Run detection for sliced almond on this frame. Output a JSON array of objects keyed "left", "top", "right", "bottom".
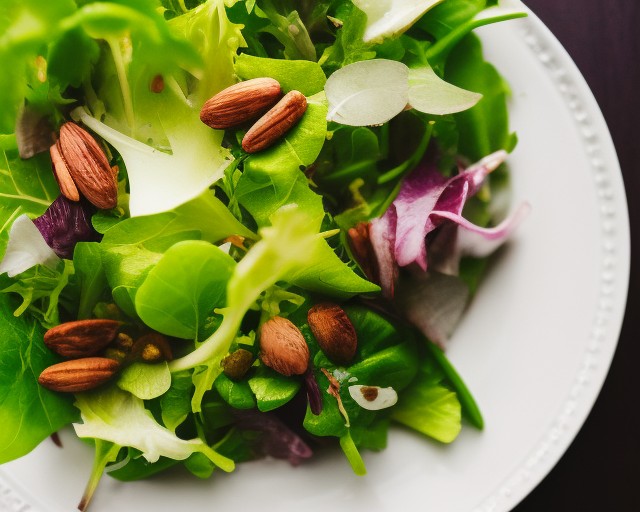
[
  {"left": 242, "top": 90, "right": 307, "bottom": 153},
  {"left": 200, "top": 77, "right": 282, "bottom": 130}
]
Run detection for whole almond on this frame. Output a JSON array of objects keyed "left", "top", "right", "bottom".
[
  {"left": 38, "top": 357, "right": 120, "bottom": 393},
  {"left": 200, "top": 77, "right": 282, "bottom": 130},
  {"left": 57, "top": 122, "right": 117, "bottom": 210},
  {"left": 44, "top": 319, "right": 121, "bottom": 359},
  {"left": 242, "top": 90, "right": 307, "bottom": 153},
  {"left": 259, "top": 316, "right": 309, "bottom": 376},
  {"left": 50, "top": 142, "right": 80, "bottom": 201},
  {"left": 307, "top": 303, "right": 357, "bottom": 365}
]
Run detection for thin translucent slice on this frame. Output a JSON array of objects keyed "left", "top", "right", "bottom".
[
  {"left": 325, "top": 59, "right": 409, "bottom": 126},
  {"left": 408, "top": 67, "right": 482, "bottom": 116},
  {"left": 352, "top": 0, "right": 445, "bottom": 42}
]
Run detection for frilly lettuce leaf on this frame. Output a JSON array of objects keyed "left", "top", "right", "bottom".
[
  {"left": 73, "top": 386, "right": 234, "bottom": 470},
  {"left": 73, "top": 0, "right": 245, "bottom": 217}
]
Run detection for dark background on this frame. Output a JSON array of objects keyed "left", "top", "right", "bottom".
[{"left": 513, "top": 1, "right": 639, "bottom": 511}]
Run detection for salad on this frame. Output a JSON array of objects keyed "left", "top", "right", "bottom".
[{"left": 0, "top": 0, "right": 530, "bottom": 509}]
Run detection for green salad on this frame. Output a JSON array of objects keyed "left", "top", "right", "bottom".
[{"left": 0, "top": 0, "right": 530, "bottom": 509}]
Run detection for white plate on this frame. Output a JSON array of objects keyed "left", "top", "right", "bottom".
[{"left": 0, "top": 9, "right": 629, "bottom": 512}]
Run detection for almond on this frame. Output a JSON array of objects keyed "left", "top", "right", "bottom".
[
  {"left": 200, "top": 77, "right": 282, "bottom": 130},
  {"left": 307, "top": 303, "right": 357, "bottom": 366},
  {"left": 259, "top": 316, "right": 309, "bottom": 376},
  {"left": 50, "top": 142, "right": 80, "bottom": 202},
  {"left": 38, "top": 357, "right": 120, "bottom": 393},
  {"left": 44, "top": 319, "right": 121, "bottom": 359},
  {"left": 242, "top": 90, "right": 307, "bottom": 153},
  {"left": 57, "top": 122, "right": 118, "bottom": 209}
]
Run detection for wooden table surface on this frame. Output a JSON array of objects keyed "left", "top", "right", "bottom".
[{"left": 512, "top": 1, "right": 639, "bottom": 510}]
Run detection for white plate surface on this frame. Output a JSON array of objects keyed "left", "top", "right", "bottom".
[{"left": 0, "top": 9, "right": 629, "bottom": 512}]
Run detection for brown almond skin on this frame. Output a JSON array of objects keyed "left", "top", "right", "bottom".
[
  {"left": 44, "top": 319, "right": 121, "bottom": 359},
  {"left": 50, "top": 142, "right": 80, "bottom": 201},
  {"left": 200, "top": 77, "right": 282, "bottom": 130},
  {"left": 307, "top": 303, "right": 357, "bottom": 365},
  {"left": 58, "top": 122, "right": 118, "bottom": 210},
  {"left": 242, "top": 90, "right": 307, "bottom": 153},
  {"left": 259, "top": 316, "right": 309, "bottom": 376},
  {"left": 38, "top": 357, "right": 120, "bottom": 393}
]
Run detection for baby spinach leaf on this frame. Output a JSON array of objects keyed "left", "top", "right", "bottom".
[
  {"left": 135, "top": 241, "right": 235, "bottom": 340},
  {"left": 160, "top": 371, "right": 194, "bottom": 433},
  {"left": 248, "top": 365, "right": 300, "bottom": 412},
  {"left": 101, "top": 244, "right": 162, "bottom": 319},
  {"left": 73, "top": 242, "right": 108, "bottom": 320},
  {"left": 214, "top": 374, "right": 256, "bottom": 410},
  {"left": 391, "top": 357, "right": 462, "bottom": 443},
  {"left": 0, "top": 294, "right": 78, "bottom": 463}
]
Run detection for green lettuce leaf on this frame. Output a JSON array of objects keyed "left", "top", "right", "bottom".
[{"left": 0, "top": 293, "right": 78, "bottom": 463}]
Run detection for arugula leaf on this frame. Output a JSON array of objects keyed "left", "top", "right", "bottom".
[{"left": 0, "top": 293, "right": 78, "bottom": 463}]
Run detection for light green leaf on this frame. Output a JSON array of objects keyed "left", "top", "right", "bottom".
[
  {"left": 0, "top": 294, "right": 78, "bottom": 463},
  {"left": 237, "top": 99, "right": 328, "bottom": 229},
  {"left": 325, "top": 59, "right": 408, "bottom": 126},
  {"left": 248, "top": 366, "right": 300, "bottom": 412},
  {"left": 74, "top": 386, "right": 234, "bottom": 471},
  {"left": 135, "top": 241, "right": 235, "bottom": 340},
  {"left": 235, "top": 54, "right": 326, "bottom": 96},
  {"left": 352, "top": 0, "right": 445, "bottom": 42},
  {"left": 408, "top": 66, "right": 482, "bottom": 115},
  {"left": 117, "top": 362, "right": 172, "bottom": 400}
]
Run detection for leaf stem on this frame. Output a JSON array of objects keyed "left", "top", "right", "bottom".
[{"left": 107, "top": 37, "right": 135, "bottom": 135}]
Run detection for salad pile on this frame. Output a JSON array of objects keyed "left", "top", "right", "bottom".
[{"left": 0, "top": 0, "right": 530, "bottom": 509}]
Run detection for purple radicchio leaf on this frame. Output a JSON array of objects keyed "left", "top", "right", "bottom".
[
  {"left": 370, "top": 150, "right": 530, "bottom": 297},
  {"left": 233, "top": 409, "right": 313, "bottom": 466},
  {"left": 33, "top": 196, "right": 100, "bottom": 259}
]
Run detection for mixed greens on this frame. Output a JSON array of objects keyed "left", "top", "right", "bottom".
[{"left": 0, "top": 0, "right": 530, "bottom": 509}]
